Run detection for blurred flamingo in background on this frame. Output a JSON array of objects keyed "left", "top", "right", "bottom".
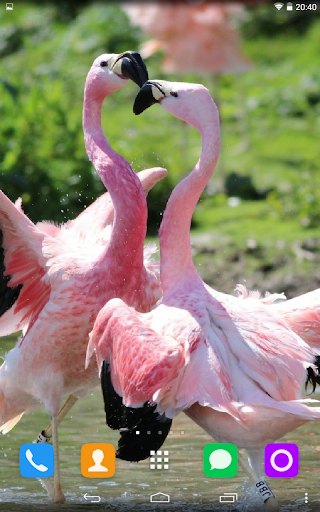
[
  {"left": 0, "top": 51, "right": 167, "bottom": 503},
  {"left": 87, "top": 80, "right": 320, "bottom": 512},
  {"left": 123, "top": 1, "right": 256, "bottom": 74}
]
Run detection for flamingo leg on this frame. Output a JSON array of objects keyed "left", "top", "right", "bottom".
[
  {"left": 241, "top": 449, "right": 279, "bottom": 512},
  {"left": 34, "top": 395, "right": 77, "bottom": 500},
  {"left": 37, "top": 469, "right": 54, "bottom": 500},
  {"left": 42, "top": 395, "right": 78, "bottom": 440},
  {"left": 51, "top": 412, "right": 65, "bottom": 503}
]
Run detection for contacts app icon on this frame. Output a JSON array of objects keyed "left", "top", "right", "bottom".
[{"left": 81, "top": 443, "right": 115, "bottom": 478}]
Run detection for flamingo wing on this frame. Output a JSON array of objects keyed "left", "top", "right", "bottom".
[
  {"left": 234, "top": 283, "right": 320, "bottom": 392},
  {"left": 101, "top": 360, "right": 172, "bottom": 462},
  {"left": 87, "top": 296, "right": 177, "bottom": 462},
  {"left": 208, "top": 293, "right": 314, "bottom": 402},
  {"left": 0, "top": 230, "right": 22, "bottom": 318},
  {"left": 0, "top": 190, "right": 58, "bottom": 336},
  {"left": 235, "top": 283, "right": 320, "bottom": 349},
  {"left": 270, "top": 290, "right": 320, "bottom": 391},
  {"left": 271, "top": 289, "right": 320, "bottom": 349},
  {"left": 87, "top": 297, "right": 185, "bottom": 409}
]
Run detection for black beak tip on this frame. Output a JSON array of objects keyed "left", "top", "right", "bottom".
[
  {"left": 133, "top": 83, "right": 158, "bottom": 115},
  {"left": 120, "top": 51, "right": 149, "bottom": 87}
]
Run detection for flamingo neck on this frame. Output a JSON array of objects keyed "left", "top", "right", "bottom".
[
  {"left": 159, "top": 100, "right": 220, "bottom": 294},
  {"left": 82, "top": 85, "right": 147, "bottom": 270}
]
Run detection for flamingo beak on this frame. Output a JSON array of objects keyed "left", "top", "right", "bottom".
[
  {"left": 111, "top": 51, "right": 149, "bottom": 87},
  {"left": 133, "top": 81, "right": 162, "bottom": 115}
]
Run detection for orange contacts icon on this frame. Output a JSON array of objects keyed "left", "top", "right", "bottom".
[{"left": 81, "top": 443, "right": 115, "bottom": 478}]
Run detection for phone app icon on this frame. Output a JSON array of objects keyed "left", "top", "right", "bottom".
[
  {"left": 81, "top": 443, "right": 115, "bottom": 478},
  {"left": 20, "top": 443, "right": 54, "bottom": 478},
  {"left": 203, "top": 443, "right": 238, "bottom": 478},
  {"left": 265, "top": 443, "right": 299, "bottom": 478}
]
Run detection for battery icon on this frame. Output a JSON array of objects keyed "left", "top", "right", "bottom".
[{"left": 287, "top": 2, "right": 293, "bottom": 9}]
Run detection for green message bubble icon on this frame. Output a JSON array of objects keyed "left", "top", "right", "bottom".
[{"left": 203, "top": 443, "right": 238, "bottom": 478}]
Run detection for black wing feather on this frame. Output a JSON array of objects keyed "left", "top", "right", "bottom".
[
  {"left": 306, "top": 356, "right": 320, "bottom": 393},
  {"left": 101, "top": 360, "right": 172, "bottom": 462},
  {"left": 0, "top": 230, "right": 22, "bottom": 317}
]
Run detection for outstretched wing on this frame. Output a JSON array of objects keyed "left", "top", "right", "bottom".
[
  {"left": 87, "top": 296, "right": 177, "bottom": 462},
  {"left": 87, "top": 297, "right": 185, "bottom": 409},
  {"left": 0, "top": 191, "right": 57, "bottom": 336}
]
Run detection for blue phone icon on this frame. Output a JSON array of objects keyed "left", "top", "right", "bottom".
[{"left": 20, "top": 444, "right": 54, "bottom": 478}]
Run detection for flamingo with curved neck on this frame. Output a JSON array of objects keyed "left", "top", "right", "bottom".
[
  {"left": 0, "top": 52, "right": 166, "bottom": 504},
  {"left": 81, "top": 65, "right": 150, "bottom": 308},
  {"left": 157, "top": 86, "right": 220, "bottom": 293},
  {"left": 88, "top": 80, "right": 320, "bottom": 512}
]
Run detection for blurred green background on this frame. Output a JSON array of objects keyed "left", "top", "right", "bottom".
[{"left": 1, "top": 1, "right": 320, "bottom": 296}]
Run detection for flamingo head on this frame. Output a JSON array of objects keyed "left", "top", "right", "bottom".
[
  {"left": 87, "top": 51, "right": 149, "bottom": 95},
  {"left": 133, "top": 79, "right": 218, "bottom": 132}
]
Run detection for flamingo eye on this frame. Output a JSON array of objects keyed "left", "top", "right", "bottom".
[
  {"left": 100, "top": 61, "right": 108, "bottom": 67},
  {"left": 170, "top": 91, "right": 178, "bottom": 97}
]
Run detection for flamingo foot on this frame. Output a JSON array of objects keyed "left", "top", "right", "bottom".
[
  {"left": 264, "top": 496, "right": 280, "bottom": 512},
  {"left": 53, "top": 483, "right": 65, "bottom": 505}
]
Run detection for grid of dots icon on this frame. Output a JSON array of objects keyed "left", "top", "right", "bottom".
[{"left": 150, "top": 450, "right": 169, "bottom": 470}]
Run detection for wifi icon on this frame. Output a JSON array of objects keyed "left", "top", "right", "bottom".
[{"left": 274, "top": 2, "right": 284, "bottom": 9}]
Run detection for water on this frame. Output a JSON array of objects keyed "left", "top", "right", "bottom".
[{"left": 1, "top": 335, "right": 320, "bottom": 511}]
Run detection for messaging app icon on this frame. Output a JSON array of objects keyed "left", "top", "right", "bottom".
[{"left": 203, "top": 443, "right": 238, "bottom": 478}]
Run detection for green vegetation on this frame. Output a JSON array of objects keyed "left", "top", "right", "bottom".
[{"left": 0, "top": 3, "right": 319, "bottom": 294}]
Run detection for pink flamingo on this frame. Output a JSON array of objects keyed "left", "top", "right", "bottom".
[
  {"left": 87, "top": 80, "right": 320, "bottom": 512},
  {"left": 0, "top": 52, "right": 167, "bottom": 503}
]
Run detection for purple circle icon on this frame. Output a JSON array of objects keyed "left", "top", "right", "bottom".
[{"left": 265, "top": 443, "right": 299, "bottom": 478}]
